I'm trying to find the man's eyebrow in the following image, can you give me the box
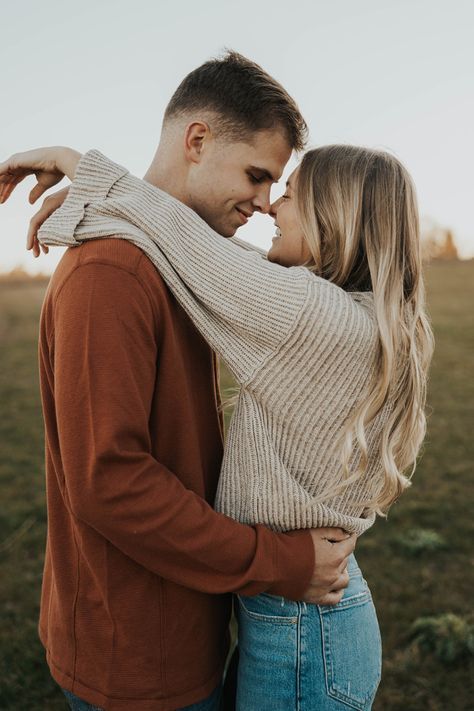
[250,166,277,182]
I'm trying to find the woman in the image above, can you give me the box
[0,144,433,710]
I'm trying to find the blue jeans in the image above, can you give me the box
[235,554,382,710]
[62,681,222,710]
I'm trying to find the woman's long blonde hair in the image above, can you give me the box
[296,145,434,515]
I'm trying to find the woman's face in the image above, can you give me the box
[267,168,312,268]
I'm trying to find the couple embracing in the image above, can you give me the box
[0,51,433,711]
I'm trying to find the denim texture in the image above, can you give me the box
[235,554,382,710]
[62,682,222,711]
[179,683,222,710]
[61,689,103,711]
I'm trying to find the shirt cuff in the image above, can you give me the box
[267,528,315,600]
[38,149,129,246]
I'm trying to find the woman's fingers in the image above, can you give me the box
[25,216,40,257]
[0,148,65,205]
[0,161,23,183]
[0,160,29,202]
[27,187,69,256]
[27,212,46,254]
[27,204,50,253]
[32,238,40,259]
[28,182,48,204]
[0,175,27,203]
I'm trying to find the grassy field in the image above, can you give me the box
[0,260,473,710]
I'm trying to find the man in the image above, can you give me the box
[0,52,355,711]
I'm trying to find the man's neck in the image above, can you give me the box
[142,147,190,207]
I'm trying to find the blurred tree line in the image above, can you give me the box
[421,221,460,261]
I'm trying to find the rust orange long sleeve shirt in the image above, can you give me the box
[38,238,314,710]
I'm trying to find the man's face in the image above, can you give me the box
[185,128,292,237]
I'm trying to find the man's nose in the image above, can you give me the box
[252,186,272,214]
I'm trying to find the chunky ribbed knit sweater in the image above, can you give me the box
[39,149,391,535]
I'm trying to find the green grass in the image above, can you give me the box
[357,260,474,710]
[0,261,473,709]
[0,282,65,709]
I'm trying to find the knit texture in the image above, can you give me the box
[39,149,392,535]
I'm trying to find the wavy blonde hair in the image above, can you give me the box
[296,145,434,515]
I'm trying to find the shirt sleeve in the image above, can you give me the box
[39,149,310,384]
[52,260,314,598]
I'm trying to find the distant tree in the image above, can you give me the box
[438,230,459,260]
[421,223,460,262]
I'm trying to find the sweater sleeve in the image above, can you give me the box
[39,150,310,383]
[228,235,268,256]
[52,260,314,598]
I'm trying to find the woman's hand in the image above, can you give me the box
[27,186,70,257]
[0,147,81,205]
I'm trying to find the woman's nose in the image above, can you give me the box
[269,197,281,218]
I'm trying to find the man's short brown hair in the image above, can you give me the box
[164,50,308,151]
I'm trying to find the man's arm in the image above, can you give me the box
[52,258,315,599]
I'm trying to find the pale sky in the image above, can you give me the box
[1,0,473,274]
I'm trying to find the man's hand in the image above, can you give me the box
[0,146,81,205]
[26,186,70,257]
[301,527,356,605]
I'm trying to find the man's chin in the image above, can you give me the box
[220,224,238,239]
[205,218,238,238]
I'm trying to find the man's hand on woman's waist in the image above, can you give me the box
[303,527,355,605]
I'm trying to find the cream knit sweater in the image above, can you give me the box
[39,149,392,535]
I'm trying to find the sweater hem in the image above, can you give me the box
[41,634,224,711]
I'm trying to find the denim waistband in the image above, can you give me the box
[238,553,366,613]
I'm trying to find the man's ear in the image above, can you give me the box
[183,121,211,165]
